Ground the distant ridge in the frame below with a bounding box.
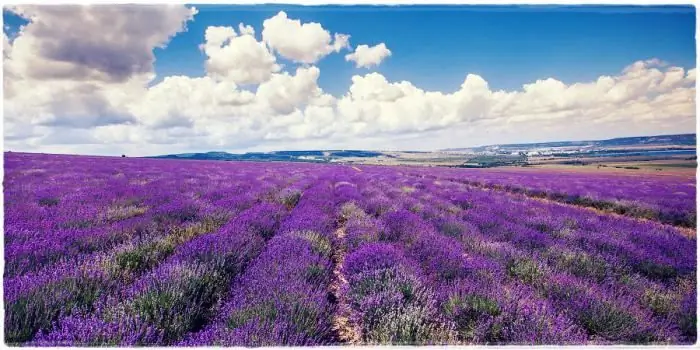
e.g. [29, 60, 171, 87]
[441, 133, 696, 152]
[147, 150, 386, 162]
[148, 134, 695, 163]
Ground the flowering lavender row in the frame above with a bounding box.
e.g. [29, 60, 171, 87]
[419, 179, 695, 284]
[4, 152, 697, 345]
[336, 189, 457, 344]
[32, 201, 292, 346]
[5, 192, 271, 344]
[327, 165, 695, 344]
[396, 177, 696, 343]
[5, 153, 304, 344]
[181, 181, 338, 346]
[397, 165, 697, 227]
[342, 242, 456, 344]
[350, 167, 692, 344]
[180, 230, 335, 346]
[4, 154, 284, 278]
[370, 204, 586, 344]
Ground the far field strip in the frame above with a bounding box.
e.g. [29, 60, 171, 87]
[440, 175, 696, 238]
[385, 167, 696, 230]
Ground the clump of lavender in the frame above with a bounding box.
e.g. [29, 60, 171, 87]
[343, 243, 457, 344]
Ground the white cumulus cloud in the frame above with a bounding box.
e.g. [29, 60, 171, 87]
[6, 5, 197, 83]
[345, 43, 391, 68]
[201, 24, 280, 85]
[3, 4, 197, 131]
[262, 11, 350, 64]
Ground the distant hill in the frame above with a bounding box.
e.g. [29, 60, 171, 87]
[148, 134, 695, 164]
[442, 133, 696, 152]
[148, 150, 386, 163]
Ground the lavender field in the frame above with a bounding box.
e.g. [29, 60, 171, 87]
[4, 152, 697, 345]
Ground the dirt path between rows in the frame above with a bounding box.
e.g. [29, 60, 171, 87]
[329, 226, 361, 344]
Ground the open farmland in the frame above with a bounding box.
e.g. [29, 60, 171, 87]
[4, 152, 697, 345]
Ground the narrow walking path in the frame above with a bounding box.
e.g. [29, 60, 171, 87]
[329, 225, 361, 344]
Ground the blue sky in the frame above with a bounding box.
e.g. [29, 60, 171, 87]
[149, 5, 696, 95]
[4, 5, 695, 95]
[2, 5, 697, 155]
[7, 5, 691, 95]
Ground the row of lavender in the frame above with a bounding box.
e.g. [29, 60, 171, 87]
[5, 153, 318, 344]
[4, 153, 696, 345]
[330, 166, 695, 344]
[401, 175, 695, 343]
[394, 165, 696, 228]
